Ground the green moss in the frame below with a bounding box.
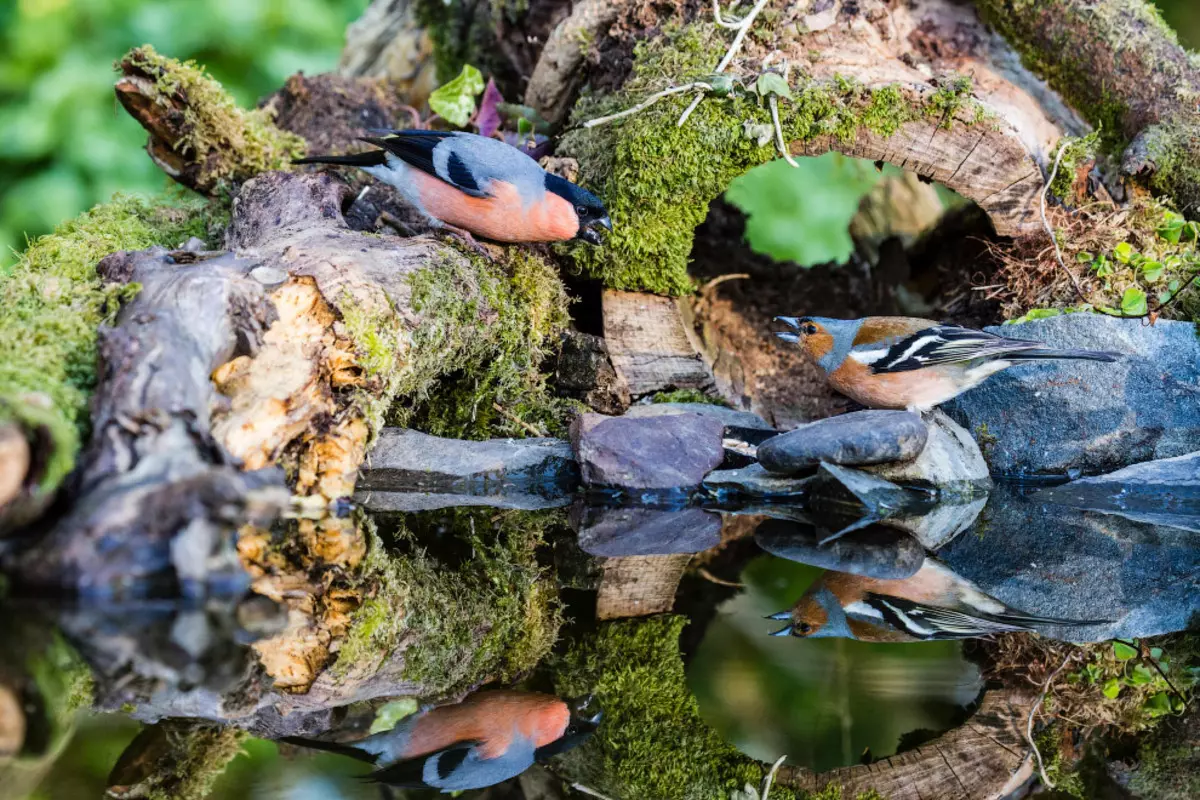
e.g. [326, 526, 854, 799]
[560, 23, 972, 295]
[27, 629, 94, 739]
[334, 510, 563, 698]
[0, 194, 219, 495]
[113, 721, 247, 800]
[1129, 714, 1200, 800]
[650, 389, 729, 406]
[123, 45, 306, 189]
[1047, 131, 1103, 203]
[415, 0, 509, 85]
[392, 247, 572, 439]
[925, 76, 981, 129]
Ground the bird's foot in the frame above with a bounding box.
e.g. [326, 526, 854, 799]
[437, 223, 496, 260]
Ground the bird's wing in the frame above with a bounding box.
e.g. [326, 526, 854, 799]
[361, 130, 492, 198]
[362, 742, 480, 787]
[869, 325, 1046, 374]
[277, 736, 379, 764]
[865, 594, 1033, 639]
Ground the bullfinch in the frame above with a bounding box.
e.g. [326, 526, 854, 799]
[294, 129, 612, 245]
[766, 558, 1109, 642]
[279, 690, 601, 792]
[774, 316, 1120, 411]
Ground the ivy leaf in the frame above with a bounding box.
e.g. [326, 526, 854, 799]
[726, 152, 883, 267]
[1128, 664, 1156, 686]
[1075, 251, 1094, 263]
[1121, 287, 1148, 316]
[1157, 211, 1187, 243]
[755, 72, 793, 100]
[1150, 647, 1165, 660]
[369, 698, 419, 733]
[1114, 241, 1134, 263]
[1141, 260, 1164, 282]
[1113, 641, 1139, 660]
[1143, 692, 1173, 717]
[475, 78, 505, 138]
[429, 64, 486, 127]
[1102, 677, 1121, 699]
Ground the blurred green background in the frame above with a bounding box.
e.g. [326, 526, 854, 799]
[1, 0, 1198, 267]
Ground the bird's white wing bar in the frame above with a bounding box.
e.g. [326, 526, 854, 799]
[871, 325, 1043, 374]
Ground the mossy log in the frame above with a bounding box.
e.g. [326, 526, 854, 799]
[977, 0, 1200, 217]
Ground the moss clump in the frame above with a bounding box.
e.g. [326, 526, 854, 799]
[333, 510, 563, 698]
[924, 75, 984, 129]
[1047, 130, 1102, 204]
[650, 388, 729, 406]
[391, 247, 572, 439]
[1128, 710, 1200, 800]
[108, 721, 248, 800]
[123, 45, 306, 190]
[560, 23, 969, 295]
[0, 194, 219, 495]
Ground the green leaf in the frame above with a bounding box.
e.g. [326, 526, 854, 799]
[1113, 641, 1139, 660]
[1157, 211, 1186, 243]
[1150, 647, 1164, 660]
[1075, 251, 1094, 263]
[1114, 241, 1134, 263]
[1143, 692, 1173, 717]
[369, 698, 419, 733]
[755, 72, 793, 100]
[1141, 260, 1165, 282]
[1120, 287, 1148, 316]
[429, 64, 486, 127]
[1128, 664, 1155, 686]
[726, 153, 883, 267]
[1102, 677, 1121, 699]
[1168, 279, 1182, 291]
[1094, 253, 1112, 277]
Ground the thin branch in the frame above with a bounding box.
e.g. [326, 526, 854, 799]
[1041, 144, 1090, 306]
[491, 402, 545, 437]
[770, 94, 799, 167]
[678, 0, 771, 126]
[699, 272, 750, 293]
[696, 566, 744, 588]
[1027, 652, 1077, 790]
[571, 784, 616, 800]
[677, 93, 706, 127]
[713, 0, 751, 30]
[762, 754, 788, 800]
[583, 82, 713, 128]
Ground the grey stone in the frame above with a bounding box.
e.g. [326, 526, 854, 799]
[356, 429, 578, 506]
[624, 402, 774, 431]
[939, 485, 1200, 642]
[754, 517, 925, 579]
[758, 410, 928, 475]
[1034, 451, 1200, 532]
[702, 463, 811, 500]
[942, 314, 1200, 477]
[571, 504, 722, 556]
[570, 412, 725, 489]
[864, 410, 991, 491]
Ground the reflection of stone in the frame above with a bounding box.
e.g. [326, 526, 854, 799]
[1034, 450, 1200, 531]
[356, 429, 578, 511]
[943, 315, 1200, 477]
[754, 517, 925, 579]
[702, 463, 812, 500]
[571, 503, 722, 557]
[940, 485, 1200, 642]
[758, 411, 928, 475]
[570, 412, 725, 489]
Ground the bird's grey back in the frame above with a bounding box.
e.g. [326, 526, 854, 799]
[425, 736, 536, 791]
[436, 133, 545, 201]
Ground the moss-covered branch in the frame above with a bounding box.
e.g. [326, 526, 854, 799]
[977, 0, 1200, 216]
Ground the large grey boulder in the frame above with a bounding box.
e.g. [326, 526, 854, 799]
[569, 412, 725, 489]
[942, 314, 1200, 477]
[758, 411, 928, 475]
[355, 429, 578, 510]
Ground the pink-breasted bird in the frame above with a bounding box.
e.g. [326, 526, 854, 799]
[766, 558, 1108, 642]
[279, 690, 601, 792]
[774, 316, 1120, 411]
[294, 129, 612, 244]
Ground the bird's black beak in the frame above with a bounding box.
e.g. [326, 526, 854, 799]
[576, 216, 612, 246]
[534, 695, 603, 762]
[769, 625, 795, 637]
[774, 315, 801, 344]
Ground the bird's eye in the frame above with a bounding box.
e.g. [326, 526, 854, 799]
[797, 622, 813, 634]
[575, 204, 587, 216]
[803, 323, 819, 336]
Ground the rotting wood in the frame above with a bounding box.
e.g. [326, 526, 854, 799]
[595, 555, 691, 621]
[339, 0, 439, 108]
[0, 426, 29, 519]
[525, 0, 621, 126]
[601, 290, 715, 398]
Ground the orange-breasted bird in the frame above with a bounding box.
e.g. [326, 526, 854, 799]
[774, 316, 1120, 411]
[279, 690, 601, 792]
[766, 558, 1108, 642]
[294, 129, 612, 244]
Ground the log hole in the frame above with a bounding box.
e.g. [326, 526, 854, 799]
[687, 154, 1006, 429]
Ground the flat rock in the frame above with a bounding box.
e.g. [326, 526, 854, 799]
[758, 411, 928, 475]
[355, 491, 570, 513]
[624, 402, 774, 431]
[942, 314, 1200, 477]
[1034, 451, 1200, 531]
[755, 517, 925, 580]
[864, 410, 991, 491]
[570, 412, 725, 489]
[356, 429, 578, 503]
[702, 463, 811, 500]
[571, 504, 722, 557]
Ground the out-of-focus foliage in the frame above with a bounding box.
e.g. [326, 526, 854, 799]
[1157, 0, 1200, 47]
[0, 0, 365, 268]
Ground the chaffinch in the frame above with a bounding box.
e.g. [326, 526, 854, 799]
[280, 690, 601, 792]
[766, 558, 1107, 642]
[774, 315, 1120, 411]
[295, 129, 612, 244]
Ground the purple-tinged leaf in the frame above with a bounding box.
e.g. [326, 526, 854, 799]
[476, 78, 505, 137]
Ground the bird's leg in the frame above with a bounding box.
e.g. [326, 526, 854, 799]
[435, 222, 495, 260]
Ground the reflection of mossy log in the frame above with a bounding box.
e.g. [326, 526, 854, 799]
[107, 720, 246, 800]
[552, 615, 1032, 800]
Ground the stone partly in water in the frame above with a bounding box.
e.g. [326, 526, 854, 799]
[355, 428, 578, 511]
[757, 410, 927, 475]
[755, 517, 926, 580]
[570, 412, 725, 489]
[940, 484, 1200, 643]
[1034, 450, 1200, 532]
[701, 463, 811, 501]
[942, 314, 1200, 477]
[864, 410, 990, 490]
[570, 503, 723, 557]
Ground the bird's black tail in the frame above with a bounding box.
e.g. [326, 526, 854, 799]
[277, 736, 379, 764]
[1009, 347, 1121, 363]
[293, 151, 387, 168]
